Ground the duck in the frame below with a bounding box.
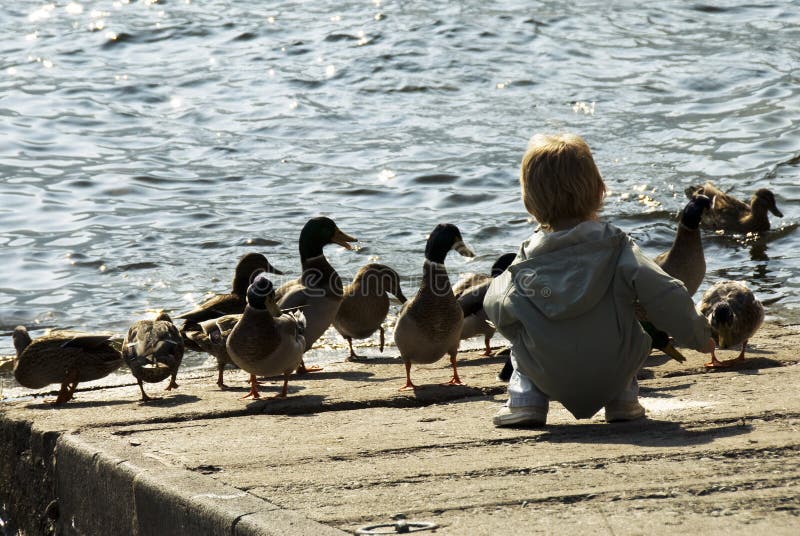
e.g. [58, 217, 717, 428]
[12, 326, 123, 405]
[227, 273, 306, 399]
[685, 182, 782, 233]
[184, 315, 240, 389]
[333, 263, 407, 360]
[275, 217, 357, 373]
[698, 280, 764, 368]
[654, 194, 712, 296]
[122, 312, 184, 402]
[177, 252, 283, 347]
[394, 223, 475, 390]
[454, 253, 516, 356]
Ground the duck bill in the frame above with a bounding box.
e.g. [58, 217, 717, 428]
[453, 240, 475, 258]
[332, 228, 358, 250]
[661, 341, 686, 363]
[265, 260, 284, 275]
[770, 206, 783, 218]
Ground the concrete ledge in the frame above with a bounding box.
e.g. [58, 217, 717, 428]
[54, 434, 347, 535]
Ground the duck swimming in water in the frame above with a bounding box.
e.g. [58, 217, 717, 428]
[123, 312, 184, 402]
[698, 280, 764, 368]
[685, 182, 782, 233]
[394, 223, 475, 390]
[12, 326, 123, 405]
[333, 263, 406, 360]
[275, 217, 357, 373]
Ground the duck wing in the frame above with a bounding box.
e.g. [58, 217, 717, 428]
[452, 273, 489, 298]
[457, 281, 490, 318]
[176, 293, 244, 323]
[274, 279, 308, 311]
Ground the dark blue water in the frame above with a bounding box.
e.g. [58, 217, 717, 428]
[1, 1, 799, 391]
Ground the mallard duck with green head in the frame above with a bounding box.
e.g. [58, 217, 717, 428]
[454, 253, 515, 356]
[698, 280, 764, 368]
[122, 312, 184, 402]
[227, 273, 306, 399]
[275, 217, 357, 373]
[394, 223, 475, 390]
[333, 263, 407, 360]
[12, 326, 123, 405]
[685, 182, 782, 233]
[177, 252, 283, 347]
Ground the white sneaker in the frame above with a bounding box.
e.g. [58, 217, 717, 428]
[493, 405, 548, 427]
[604, 400, 646, 423]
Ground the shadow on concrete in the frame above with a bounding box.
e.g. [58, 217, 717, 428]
[292, 370, 382, 382]
[533, 418, 751, 448]
[458, 355, 505, 369]
[136, 394, 202, 407]
[25, 398, 132, 410]
[638, 383, 693, 398]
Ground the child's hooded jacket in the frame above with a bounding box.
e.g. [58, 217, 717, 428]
[484, 220, 710, 418]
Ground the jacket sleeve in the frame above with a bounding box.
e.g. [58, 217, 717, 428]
[483, 270, 519, 340]
[621, 240, 711, 351]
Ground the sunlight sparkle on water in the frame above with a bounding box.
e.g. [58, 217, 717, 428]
[267, 16, 276, 24]
[25, 32, 38, 41]
[28, 5, 55, 23]
[377, 169, 396, 182]
[170, 96, 184, 109]
[572, 101, 596, 115]
[289, 100, 299, 110]
[42, 59, 53, 69]
[6, 67, 18, 76]
[331, 15, 342, 22]
[325, 65, 336, 78]
[65, 2, 84, 15]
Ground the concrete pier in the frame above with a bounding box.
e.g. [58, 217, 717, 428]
[1, 323, 799, 535]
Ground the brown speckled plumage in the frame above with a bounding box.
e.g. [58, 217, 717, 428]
[333, 263, 406, 358]
[122, 313, 184, 401]
[12, 326, 123, 405]
[185, 314, 240, 388]
[698, 280, 764, 351]
[686, 182, 782, 233]
[395, 261, 463, 365]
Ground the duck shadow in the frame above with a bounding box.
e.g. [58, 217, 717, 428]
[638, 383, 693, 398]
[532, 418, 751, 447]
[458, 355, 506, 368]
[703, 356, 784, 373]
[245, 394, 328, 415]
[136, 394, 202, 407]
[343, 356, 401, 366]
[293, 370, 382, 382]
[26, 398, 132, 410]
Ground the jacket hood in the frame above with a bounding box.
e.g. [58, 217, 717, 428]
[508, 221, 627, 320]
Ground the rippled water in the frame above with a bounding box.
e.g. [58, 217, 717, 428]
[1, 1, 799, 380]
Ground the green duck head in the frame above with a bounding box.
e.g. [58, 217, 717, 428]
[752, 189, 783, 218]
[681, 194, 712, 230]
[298, 217, 357, 261]
[425, 223, 475, 264]
[12, 326, 31, 356]
[233, 253, 283, 296]
[490, 253, 516, 277]
[246, 273, 281, 316]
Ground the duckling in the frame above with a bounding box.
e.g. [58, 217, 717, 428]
[654, 194, 712, 296]
[394, 223, 475, 390]
[685, 182, 782, 233]
[275, 217, 357, 373]
[333, 263, 407, 360]
[227, 273, 306, 399]
[122, 313, 184, 402]
[184, 315, 240, 389]
[698, 280, 764, 368]
[177, 252, 283, 346]
[12, 326, 123, 405]
[454, 253, 516, 355]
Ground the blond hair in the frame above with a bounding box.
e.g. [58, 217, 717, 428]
[520, 133, 606, 229]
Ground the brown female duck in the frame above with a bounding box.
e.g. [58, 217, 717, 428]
[275, 217, 357, 373]
[122, 313, 184, 401]
[454, 253, 515, 355]
[333, 263, 406, 360]
[12, 326, 123, 405]
[394, 223, 475, 390]
[698, 280, 764, 368]
[177, 252, 283, 346]
[685, 182, 782, 233]
[184, 314, 240, 389]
